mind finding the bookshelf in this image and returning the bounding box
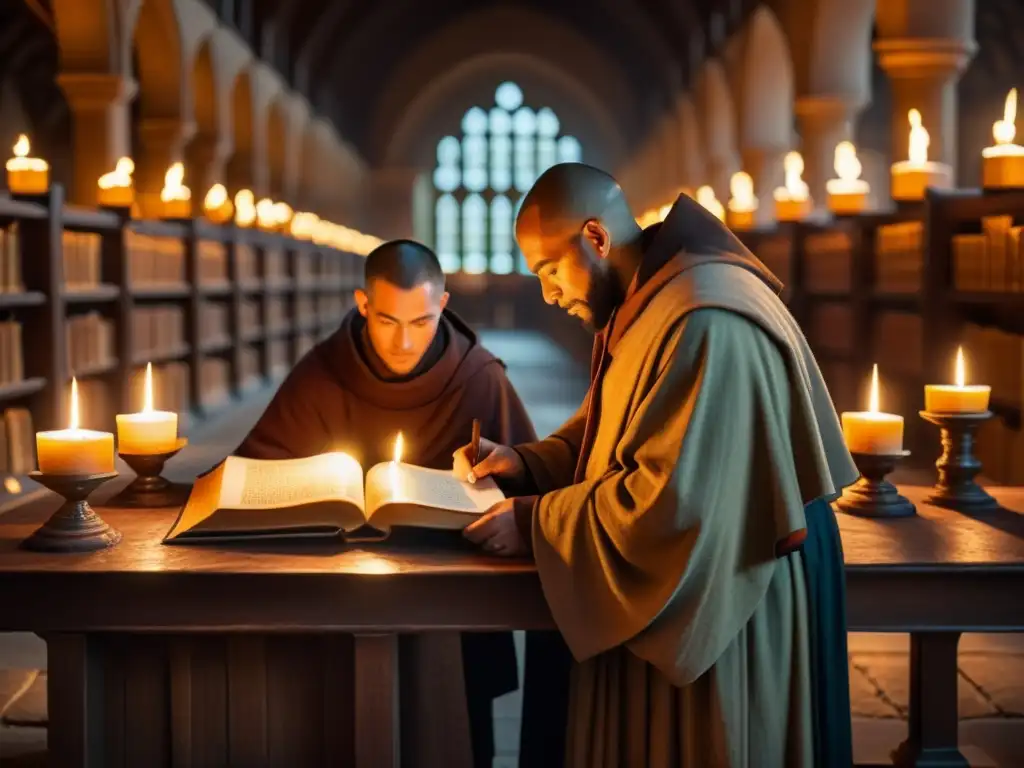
[0,185,362,505]
[739,189,1024,483]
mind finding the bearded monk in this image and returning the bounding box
[454,163,858,767]
[237,239,536,768]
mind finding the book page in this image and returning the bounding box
[364,462,504,517]
[219,452,365,512]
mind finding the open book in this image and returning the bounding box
[163,452,505,543]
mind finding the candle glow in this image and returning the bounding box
[256,197,277,230]
[728,171,757,212]
[826,141,870,195]
[982,88,1024,188]
[6,134,49,194]
[774,152,810,202]
[160,162,190,202]
[115,362,179,455]
[35,378,116,475]
[840,364,905,455]
[696,185,725,222]
[203,184,234,224]
[235,189,256,227]
[891,109,953,200]
[924,346,992,414]
[97,157,135,207]
[393,432,404,464]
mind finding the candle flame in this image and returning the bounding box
[868,363,880,413]
[3,476,20,494]
[235,189,256,226]
[204,183,227,209]
[955,346,966,388]
[13,135,28,158]
[696,185,725,221]
[834,141,863,182]
[393,432,404,464]
[728,171,756,211]
[256,197,277,229]
[774,151,809,202]
[69,377,79,431]
[160,162,191,202]
[907,109,930,165]
[993,88,1018,145]
[143,362,154,414]
[98,157,134,190]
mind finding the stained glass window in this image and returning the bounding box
[432,81,582,273]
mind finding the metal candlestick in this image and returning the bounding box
[109,438,189,508]
[834,451,916,518]
[919,410,999,512]
[22,471,121,553]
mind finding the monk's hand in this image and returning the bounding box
[463,499,528,557]
[452,438,525,484]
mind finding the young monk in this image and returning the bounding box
[237,239,536,768]
[454,163,858,767]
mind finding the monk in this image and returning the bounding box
[454,163,858,767]
[237,239,536,768]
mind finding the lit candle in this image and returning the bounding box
[890,109,953,201]
[234,189,256,227]
[726,171,758,230]
[981,88,1024,190]
[290,211,320,240]
[773,151,812,222]
[36,378,115,475]
[203,184,234,224]
[826,141,870,215]
[924,346,991,414]
[256,198,277,230]
[5,134,48,195]
[696,185,725,222]
[841,364,904,455]
[387,431,405,496]
[160,162,192,218]
[115,362,179,455]
[97,157,135,208]
[273,202,294,232]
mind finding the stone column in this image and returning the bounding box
[874,39,975,173]
[57,73,136,206]
[795,95,858,213]
[185,133,233,198]
[136,117,196,218]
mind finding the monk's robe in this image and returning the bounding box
[513,195,859,767]
[236,308,536,768]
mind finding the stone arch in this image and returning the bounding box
[51,0,126,73]
[226,68,255,193]
[266,97,288,198]
[694,58,739,200]
[131,0,188,121]
[808,0,874,100]
[382,52,625,172]
[739,6,794,150]
[280,93,311,206]
[185,34,225,192]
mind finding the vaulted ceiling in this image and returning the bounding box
[236,0,757,163]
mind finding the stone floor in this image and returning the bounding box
[1,330,1023,766]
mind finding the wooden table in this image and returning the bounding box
[839,484,1024,768]
[0,482,1022,767]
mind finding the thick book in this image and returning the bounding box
[163,452,505,543]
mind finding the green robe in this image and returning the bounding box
[515,199,858,766]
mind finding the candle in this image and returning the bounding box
[773,151,812,222]
[841,364,904,455]
[203,184,234,224]
[890,109,953,201]
[36,378,115,475]
[273,201,294,232]
[387,432,405,496]
[696,185,725,222]
[97,157,135,208]
[290,211,320,240]
[115,363,179,455]
[256,197,278,230]
[981,88,1024,189]
[160,162,192,218]
[726,171,757,230]
[234,189,256,227]
[5,134,48,195]
[826,141,870,215]
[924,346,991,413]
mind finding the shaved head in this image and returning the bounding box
[514,163,643,330]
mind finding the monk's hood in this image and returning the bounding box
[641,193,784,296]
[318,308,502,409]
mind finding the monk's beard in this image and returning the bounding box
[581,269,622,331]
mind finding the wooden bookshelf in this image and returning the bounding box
[740,189,1024,482]
[0,185,362,506]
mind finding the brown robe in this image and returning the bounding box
[513,196,858,766]
[236,308,537,768]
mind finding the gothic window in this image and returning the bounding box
[432,81,583,274]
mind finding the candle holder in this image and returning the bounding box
[834,451,916,518]
[109,437,189,508]
[22,471,121,553]
[919,411,999,512]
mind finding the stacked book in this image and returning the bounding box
[66,312,114,374]
[132,306,186,359]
